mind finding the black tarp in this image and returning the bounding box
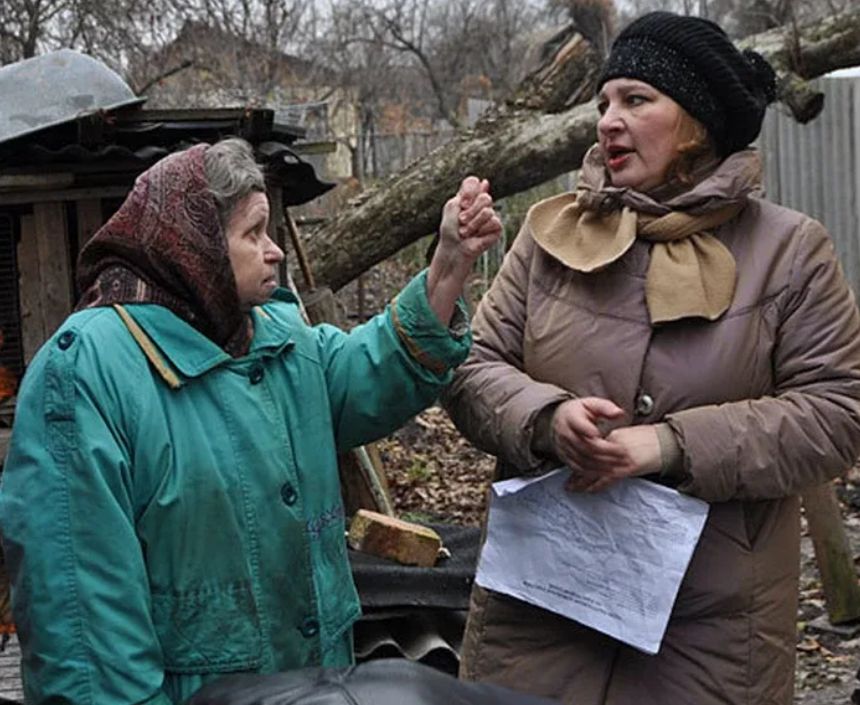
[349,524,481,611]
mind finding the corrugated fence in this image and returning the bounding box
[759,73,860,295]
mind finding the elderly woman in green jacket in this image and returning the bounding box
[0,138,501,705]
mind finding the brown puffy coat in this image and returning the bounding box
[443,155,860,705]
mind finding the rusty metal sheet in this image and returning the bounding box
[0,49,144,146]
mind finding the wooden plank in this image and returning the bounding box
[112,108,247,123]
[284,209,315,291]
[267,186,288,287]
[0,429,11,465]
[0,186,129,207]
[802,482,860,624]
[2,162,144,176]
[0,173,74,189]
[289,141,338,156]
[16,215,43,365]
[75,198,103,252]
[33,203,72,341]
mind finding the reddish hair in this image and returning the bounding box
[666,110,715,185]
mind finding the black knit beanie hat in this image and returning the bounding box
[597,12,778,157]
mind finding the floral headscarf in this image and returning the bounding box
[77,144,253,357]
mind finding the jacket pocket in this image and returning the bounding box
[151,580,263,674]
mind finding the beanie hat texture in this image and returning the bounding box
[597,12,777,156]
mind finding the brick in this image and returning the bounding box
[348,510,442,567]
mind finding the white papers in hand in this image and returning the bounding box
[475,469,709,655]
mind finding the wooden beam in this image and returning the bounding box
[33,203,72,341]
[0,186,129,207]
[76,198,103,252]
[17,215,43,365]
[290,141,339,156]
[111,108,248,123]
[0,173,74,190]
[1,162,144,176]
[0,428,11,464]
[802,482,860,624]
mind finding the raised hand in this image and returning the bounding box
[438,176,502,263]
[427,176,502,326]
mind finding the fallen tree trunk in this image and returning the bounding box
[304,10,860,292]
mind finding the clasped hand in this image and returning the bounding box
[424,176,502,327]
[438,176,503,266]
[551,398,662,493]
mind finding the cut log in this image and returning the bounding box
[348,509,442,567]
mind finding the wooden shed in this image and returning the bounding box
[0,49,333,456]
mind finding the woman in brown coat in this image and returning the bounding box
[444,11,860,705]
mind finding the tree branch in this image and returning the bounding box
[134,59,195,95]
[305,8,860,292]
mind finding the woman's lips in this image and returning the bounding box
[607,151,632,170]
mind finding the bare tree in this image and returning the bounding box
[545,0,617,57]
[124,0,323,107]
[328,0,546,130]
[0,0,167,67]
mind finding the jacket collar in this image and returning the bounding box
[576,143,764,217]
[120,288,296,381]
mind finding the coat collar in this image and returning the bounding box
[119,289,297,381]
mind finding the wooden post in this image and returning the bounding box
[17,203,73,363]
[357,273,365,323]
[75,198,103,253]
[283,207,316,291]
[17,215,43,364]
[802,481,860,624]
[300,286,341,328]
[33,202,73,340]
[266,186,289,287]
[282,208,344,328]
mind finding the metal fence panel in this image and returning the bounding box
[760,76,860,295]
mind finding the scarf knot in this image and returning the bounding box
[529,145,762,324]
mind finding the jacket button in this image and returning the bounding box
[280,482,297,506]
[249,364,264,385]
[57,331,75,350]
[635,393,655,417]
[299,616,319,638]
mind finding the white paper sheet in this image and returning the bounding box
[475,469,709,654]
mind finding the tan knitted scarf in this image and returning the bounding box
[530,145,762,324]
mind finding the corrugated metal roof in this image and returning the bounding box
[0,634,22,704]
[14,142,170,166]
[355,610,466,676]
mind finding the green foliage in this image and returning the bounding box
[400,510,448,524]
[406,456,432,481]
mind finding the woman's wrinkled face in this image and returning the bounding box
[225,191,284,310]
[596,78,686,192]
